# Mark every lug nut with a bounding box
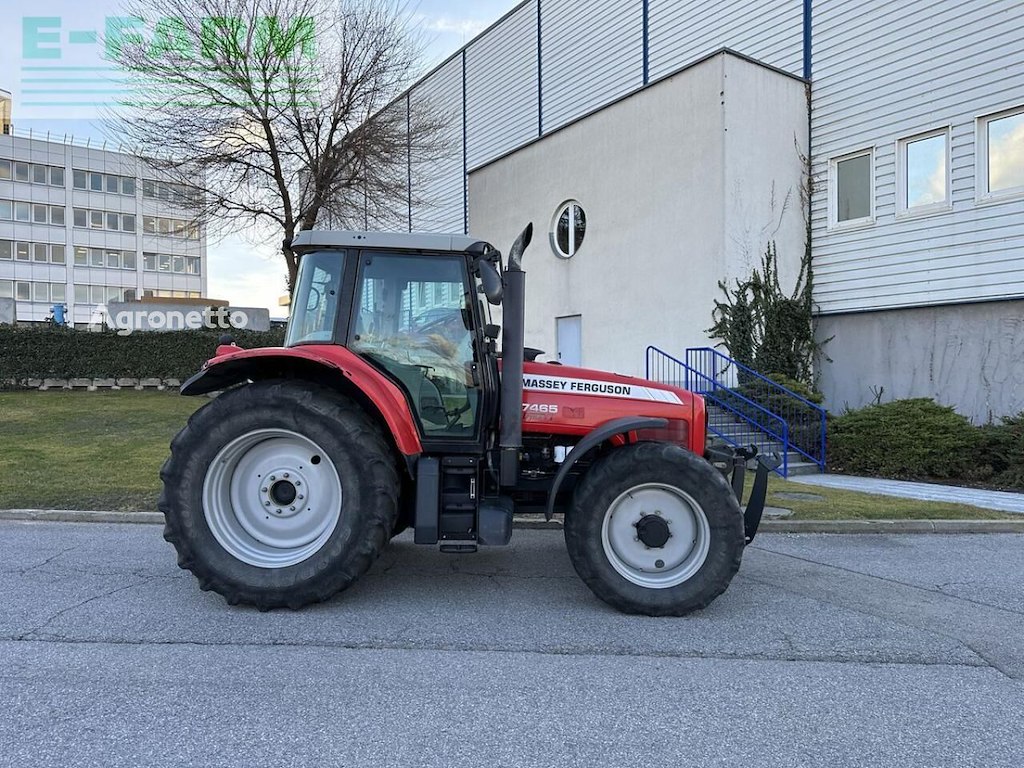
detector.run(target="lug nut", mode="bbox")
[270,476,276,481]
[298,495,305,501]
[261,487,268,493]
[265,502,271,507]
[289,506,296,512]
[284,473,290,478]
[295,481,302,487]
[655,559,665,568]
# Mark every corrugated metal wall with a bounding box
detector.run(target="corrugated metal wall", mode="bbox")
[409,55,465,233]
[648,0,804,81]
[404,0,808,234]
[539,0,644,132]
[811,0,1024,313]
[466,2,538,169]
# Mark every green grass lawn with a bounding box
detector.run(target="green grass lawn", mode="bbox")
[0,390,202,511]
[747,475,1015,521]
[0,390,1014,518]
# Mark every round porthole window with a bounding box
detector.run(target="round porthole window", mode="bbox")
[552,201,586,259]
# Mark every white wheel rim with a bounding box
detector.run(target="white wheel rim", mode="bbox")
[202,429,343,569]
[601,483,711,589]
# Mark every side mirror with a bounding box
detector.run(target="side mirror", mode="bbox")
[479,259,503,305]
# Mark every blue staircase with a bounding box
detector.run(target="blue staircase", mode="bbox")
[645,346,827,477]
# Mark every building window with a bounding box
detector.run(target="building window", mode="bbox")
[32,204,48,224]
[14,162,29,182]
[50,167,64,187]
[0,280,12,298]
[32,165,48,185]
[123,178,136,196]
[89,173,103,192]
[51,283,66,302]
[0,200,9,220]
[0,241,10,259]
[15,201,31,222]
[73,208,87,228]
[0,160,10,180]
[898,129,949,213]
[32,282,49,302]
[73,170,87,189]
[123,252,137,270]
[51,245,66,264]
[50,206,65,226]
[16,282,30,301]
[33,243,48,262]
[978,106,1024,200]
[15,242,29,261]
[552,201,586,258]
[122,214,136,233]
[830,150,874,226]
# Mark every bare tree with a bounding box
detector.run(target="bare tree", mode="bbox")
[106,0,446,289]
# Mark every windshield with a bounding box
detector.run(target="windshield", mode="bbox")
[285,250,346,346]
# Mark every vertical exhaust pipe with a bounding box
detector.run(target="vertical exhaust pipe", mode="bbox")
[499,223,533,487]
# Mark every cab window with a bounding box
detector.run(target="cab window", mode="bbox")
[286,251,345,346]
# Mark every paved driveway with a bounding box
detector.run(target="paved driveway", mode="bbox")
[1,522,1022,767]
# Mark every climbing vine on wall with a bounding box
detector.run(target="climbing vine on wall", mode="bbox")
[707,240,828,386]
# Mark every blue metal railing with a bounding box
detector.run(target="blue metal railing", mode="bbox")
[646,346,790,476]
[646,346,828,476]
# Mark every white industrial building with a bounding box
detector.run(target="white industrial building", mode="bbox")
[0,90,207,326]
[369,0,1024,423]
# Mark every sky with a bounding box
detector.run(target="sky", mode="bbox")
[1,0,519,314]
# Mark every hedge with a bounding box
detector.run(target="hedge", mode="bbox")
[827,398,1024,489]
[827,398,979,480]
[0,325,286,383]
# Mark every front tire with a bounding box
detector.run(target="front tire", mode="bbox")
[564,442,744,616]
[160,380,399,610]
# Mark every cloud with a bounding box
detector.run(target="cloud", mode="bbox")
[989,118,1024,192]
[416,15,488,38]
[206,231,289,315]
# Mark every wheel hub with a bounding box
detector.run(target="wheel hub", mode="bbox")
[634,514,672,548]
[203,429,342,569]
[601,483,711,589]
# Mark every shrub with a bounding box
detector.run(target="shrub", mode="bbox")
[975,412,1024,489]
[828,398,980,480]
[0,325,286,384]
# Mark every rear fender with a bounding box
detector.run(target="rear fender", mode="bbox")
[180,346,423,459]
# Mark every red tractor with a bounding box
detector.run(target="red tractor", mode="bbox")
[161,225,772,615]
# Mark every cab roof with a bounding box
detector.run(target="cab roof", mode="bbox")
[290,230,485,254]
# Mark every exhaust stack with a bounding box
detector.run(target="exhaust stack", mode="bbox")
[499,223,533,487]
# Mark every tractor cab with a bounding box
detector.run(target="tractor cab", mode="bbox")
[284,231,505,445]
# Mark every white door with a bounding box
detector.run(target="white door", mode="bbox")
[556,315,582,367]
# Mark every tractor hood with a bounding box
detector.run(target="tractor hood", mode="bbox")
[518,360,706,455]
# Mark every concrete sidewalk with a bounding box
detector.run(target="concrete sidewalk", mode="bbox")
[791,474,1024,514]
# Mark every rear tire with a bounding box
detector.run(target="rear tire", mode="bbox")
[160,380,399,610]
[564,442,744,616]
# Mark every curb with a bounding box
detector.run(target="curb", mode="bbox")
[1,509,1022,534]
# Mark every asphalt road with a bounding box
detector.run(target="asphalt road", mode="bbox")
[1,522,1022,768]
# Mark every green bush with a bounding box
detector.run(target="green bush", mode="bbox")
[976,412,1024,489]
[0,325,286,384]
[828,398,980,480]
